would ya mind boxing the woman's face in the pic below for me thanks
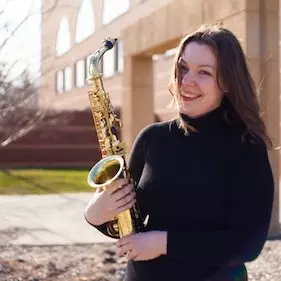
[176,42,225,118]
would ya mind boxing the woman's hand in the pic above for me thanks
[116,231,167,261]
[84,178,136,226]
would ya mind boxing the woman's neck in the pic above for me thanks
[178,97,231,134]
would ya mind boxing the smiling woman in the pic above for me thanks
[175,42,223,118]
[168,25,272,147]
[84,24,274,281]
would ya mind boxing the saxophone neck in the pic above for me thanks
[89,38,117,77]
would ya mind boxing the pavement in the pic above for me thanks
[0,192,116,245]
[1,192,281,247]
[1,193,281,280]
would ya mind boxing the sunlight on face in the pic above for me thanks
[176,42,225,118]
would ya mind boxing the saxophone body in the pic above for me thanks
[87,38,144,238]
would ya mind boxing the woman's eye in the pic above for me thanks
[199,70,211,76]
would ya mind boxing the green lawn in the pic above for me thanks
[0,169,95,195]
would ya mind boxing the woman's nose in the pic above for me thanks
[182,72,196,87]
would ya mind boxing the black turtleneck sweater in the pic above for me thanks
[88,98,274,281]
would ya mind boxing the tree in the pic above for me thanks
[0,66,43,147]
[0,0,59,148]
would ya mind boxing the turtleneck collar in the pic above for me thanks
[176,96,232,135]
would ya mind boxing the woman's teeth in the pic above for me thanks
[185,93,199,98]
[182,93,201,100]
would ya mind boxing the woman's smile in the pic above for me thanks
[180,91,202,102]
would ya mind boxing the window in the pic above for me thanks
[56,17,71,56]
[75,0,95,43]
[102,0,129,25]
[164,47,177,58]
[117,39,123,73]
[76,60,85,88]
[86,55,92,80]
[64,66,72,92]
[56,71,64,93]
[102,46,115,78]
[152,54,161,61]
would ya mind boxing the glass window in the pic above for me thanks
[75,0,95,43]
[75,60,85,88]
[102,0,129,25]
[164,47,178,58]
[117,40,123,73]
[64,66,72,92]
[56,17,71,56]
[56,71,64,93]
[85,55,90,80]
[102,47,115,78]
[152,54,161,61]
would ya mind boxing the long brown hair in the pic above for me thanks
[168,24,272,150]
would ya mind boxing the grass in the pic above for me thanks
[0,169,94,195]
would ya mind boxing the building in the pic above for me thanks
[2,0,281,235]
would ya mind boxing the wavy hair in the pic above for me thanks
[168,24,272,150]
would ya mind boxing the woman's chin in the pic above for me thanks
[179,101,203,117]
[179,108,200,118]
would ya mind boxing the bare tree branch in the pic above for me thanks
[0,110,45,148]
[0,0,82,150]
[0,0,61,51]
[0,7,35,50]
[0,0,9,16]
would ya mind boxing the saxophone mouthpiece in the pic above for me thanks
[103,38,117,50]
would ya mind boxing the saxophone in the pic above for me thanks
[87,38,144,238]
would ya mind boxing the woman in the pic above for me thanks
[84,24,274,281]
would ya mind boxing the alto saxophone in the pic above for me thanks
[87,38,144,238]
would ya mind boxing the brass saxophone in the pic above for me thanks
[87,38,144,238]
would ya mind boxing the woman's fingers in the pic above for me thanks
[116,189,135,205]
[103,178,136,216]
[126,249,139,260]
[116,241,133,256]
[111,183,134,202]
[107,178,130,194]
[116,197,136,214]
[117,244,139,260]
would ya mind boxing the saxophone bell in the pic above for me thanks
[87,155,125,189]
[87,155,134,238]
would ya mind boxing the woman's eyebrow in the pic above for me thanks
[199,64,216,69]
[178,58,216,69]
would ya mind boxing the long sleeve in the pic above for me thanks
[128,129,146,187]
[128,126,149,223]
[84,212,118,238]
[167,140,274,266]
